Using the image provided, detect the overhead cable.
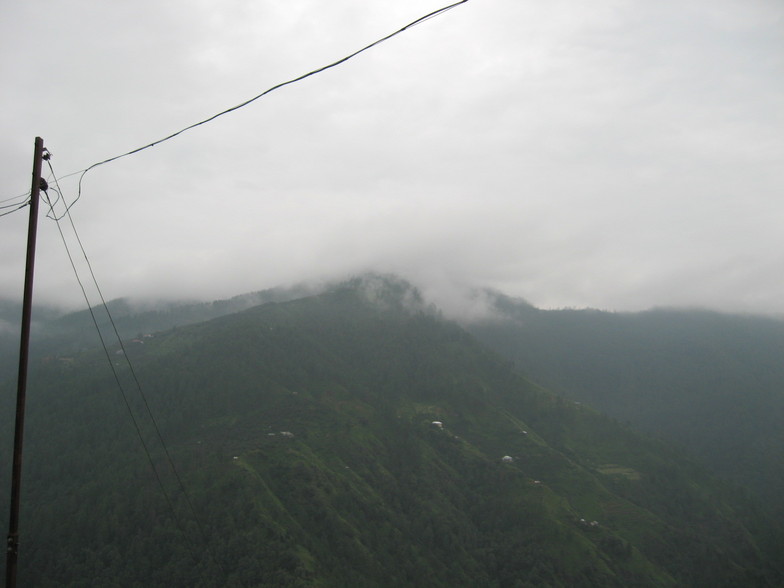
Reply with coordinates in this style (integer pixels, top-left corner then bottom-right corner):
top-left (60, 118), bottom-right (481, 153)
top-left (0, 193), bottom-right (31, 218)
top-left (43, 158), bottom-right (228, 577)
top-left (0, 202), bottom-right (29, 219)
top-left (43, 0), bottom-right (469, 218)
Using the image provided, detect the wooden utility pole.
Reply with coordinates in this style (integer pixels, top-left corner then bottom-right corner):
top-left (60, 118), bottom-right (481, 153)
top-left (5, 136), bottom-right (45, 588)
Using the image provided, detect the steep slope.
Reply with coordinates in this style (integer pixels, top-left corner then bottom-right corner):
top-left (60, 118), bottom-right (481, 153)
top-left (468, 296), bottom-right (784, 512)
top-left (1, 279), bottom-right (782, 586)
top-left (0, 283), bottom-right (322, 385)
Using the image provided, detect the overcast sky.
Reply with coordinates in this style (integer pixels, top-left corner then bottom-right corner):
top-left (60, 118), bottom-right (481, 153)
top-left (2, 0), bottom-right (783, 316)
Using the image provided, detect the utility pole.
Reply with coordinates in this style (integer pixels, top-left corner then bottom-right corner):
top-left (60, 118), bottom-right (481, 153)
top-left (5, 136), bottom-right (45, 588)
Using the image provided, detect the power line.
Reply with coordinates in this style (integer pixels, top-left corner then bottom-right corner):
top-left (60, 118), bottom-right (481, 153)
top-left (40, 187), bottom-right (198, 557)
top-left (0, 192), bottom-right (30, 205)
top-left (0, 202), bottom-right (29, 219)
top-left (43, 160), bottom-right (228, 577)
top-left (38, 0), bottom-right (470, 218)
top-left (0, 194), bottom-right (31, 217)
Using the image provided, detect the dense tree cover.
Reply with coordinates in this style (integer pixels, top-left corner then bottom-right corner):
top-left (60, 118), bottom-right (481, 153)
top-left (1, 278), bottom-right (783, 586)
top-left (468, 296), bottom-right (784, 513)
top-left (0, 284), bottom-right (319, 385)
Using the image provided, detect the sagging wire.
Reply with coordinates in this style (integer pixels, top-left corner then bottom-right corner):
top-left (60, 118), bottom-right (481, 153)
top-left (0, 202), bottom-right (29, 219)
top-left (0, 190), bottom-right (33, 218)
top-left (43, 155), bottom-right (228, 577)
top-left (0, 198), bottom-right (29, 209)
top-left (36, 0), bottom-right (470, 219)
top-left (0, 191), bottom-right (31, 206)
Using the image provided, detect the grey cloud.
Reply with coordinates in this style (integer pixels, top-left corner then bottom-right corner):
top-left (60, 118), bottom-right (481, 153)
top-left (1, 0), bottom-right (783, 315)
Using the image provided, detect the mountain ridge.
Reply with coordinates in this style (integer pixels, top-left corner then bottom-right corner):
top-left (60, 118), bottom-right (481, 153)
top-left (467, 293), bottom-right (784, 512)
top-left (2, 278), bottom-right (782, 586)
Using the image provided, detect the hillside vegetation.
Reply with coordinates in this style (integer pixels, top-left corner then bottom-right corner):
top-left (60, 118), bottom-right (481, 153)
top-left (1, 278), bottom-right (782, 586)
top-left (469, 295), bottom-right (784, 513)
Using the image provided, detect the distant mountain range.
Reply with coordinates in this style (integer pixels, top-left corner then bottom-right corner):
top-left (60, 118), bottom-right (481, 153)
top-left (466, 293), bottom-right (784, 513)
top-left (1, 274), bottom-right (783, 586)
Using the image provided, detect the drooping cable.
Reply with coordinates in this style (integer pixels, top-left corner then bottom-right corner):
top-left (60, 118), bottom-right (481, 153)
top-left (40, 188), bottom-right (198, 555)
top-left (0, 202), bottom-right (29, 218)
top-left (1, 199), bottom-right (29, 210)
top-left (44, 160), bottom-right (228, 577)
top-left (0, 192), bottom-right (31, 205)
top-left (36, 0), bottom-right (469, 218)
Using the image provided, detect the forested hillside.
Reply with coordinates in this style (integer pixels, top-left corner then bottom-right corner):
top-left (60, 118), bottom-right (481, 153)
top-left (468, 295), bottom-right (784, 514)
top-left (0, 284), bottom-right (318, 384)
top-left (1, 277), bottom-right (782, 586)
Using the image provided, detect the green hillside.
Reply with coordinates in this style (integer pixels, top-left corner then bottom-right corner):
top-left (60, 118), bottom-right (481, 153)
top-left (0, 285), bottom-right (318, 385)
top-left (468, 295), bottom-right (784, 513)
top-left (1, 278), bottom-right (782, 586)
